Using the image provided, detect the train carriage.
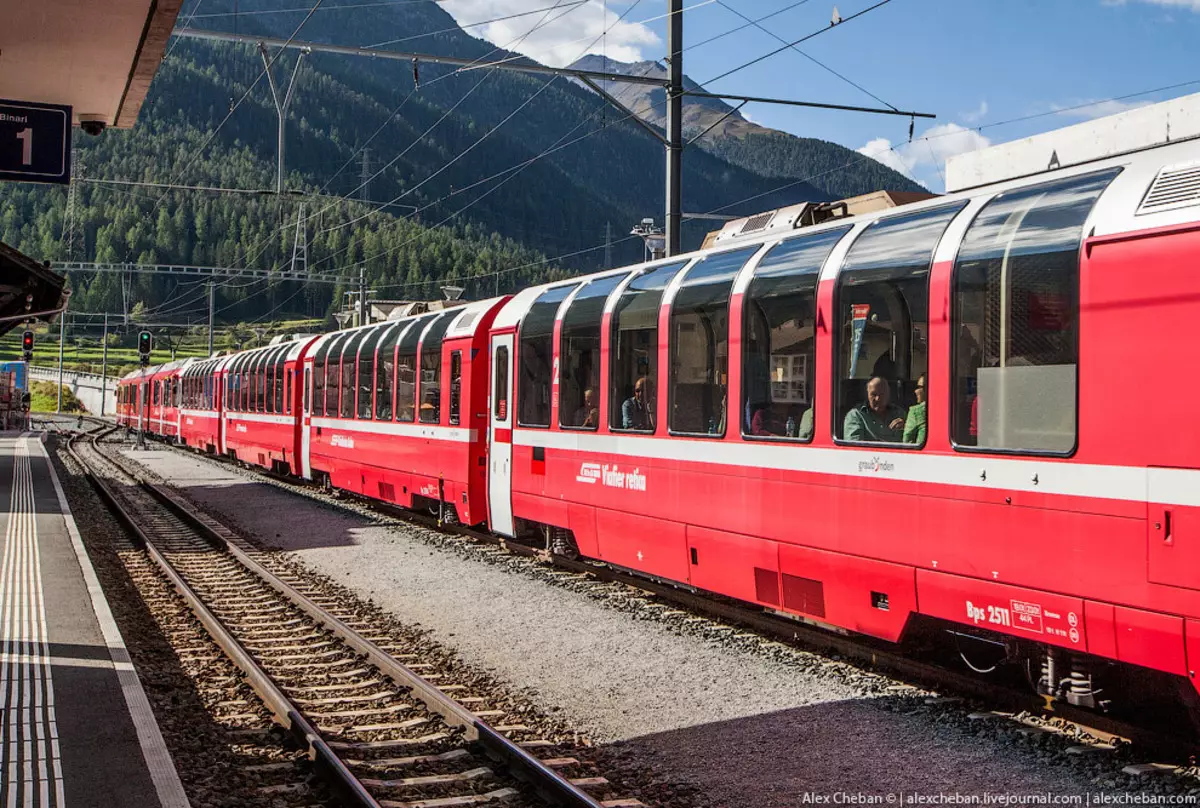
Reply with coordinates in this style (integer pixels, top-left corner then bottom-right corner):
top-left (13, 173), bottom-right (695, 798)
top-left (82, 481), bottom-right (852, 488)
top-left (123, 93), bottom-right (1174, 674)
top-left (179, 355), bottom-right (225, 453)
top-left (147, 360), bottom-right (188, 439)
top-left (222, 337), bottom-right (316, 474)
top-left (300, 299), bottom-right (504, 526)
top-left (482, 124), bottom-right (1200, 702)
top-left (115, 369), bottom-right (144, 429)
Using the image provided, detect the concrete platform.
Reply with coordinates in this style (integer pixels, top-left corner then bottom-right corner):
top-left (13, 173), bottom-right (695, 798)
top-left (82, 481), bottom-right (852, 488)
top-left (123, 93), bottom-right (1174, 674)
top-left (0, 434), bottom-right (189, 807)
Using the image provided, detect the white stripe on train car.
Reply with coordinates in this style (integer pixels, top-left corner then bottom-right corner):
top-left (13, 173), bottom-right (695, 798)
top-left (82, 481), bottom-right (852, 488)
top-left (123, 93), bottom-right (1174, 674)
top-left (512, 429), bottom-right (1200, 509)
top-left (310, 417), bottom-right (476, 443)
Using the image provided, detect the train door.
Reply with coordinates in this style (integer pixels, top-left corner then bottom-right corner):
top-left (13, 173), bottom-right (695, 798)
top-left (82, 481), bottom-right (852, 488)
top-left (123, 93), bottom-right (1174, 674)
top-left (217, 375), bottom-right (227, 454)
top-left (488, 333), bottom-right (514, 536)
top-left (301, 366), bottom-right (313, 479)
top-left (1147, 469), bottom-right (1200, 591)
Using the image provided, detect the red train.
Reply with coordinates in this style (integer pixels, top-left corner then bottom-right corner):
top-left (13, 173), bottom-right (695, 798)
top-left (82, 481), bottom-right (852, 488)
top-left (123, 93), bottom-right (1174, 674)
top-left (118, 107), bottom-right (1200, 715)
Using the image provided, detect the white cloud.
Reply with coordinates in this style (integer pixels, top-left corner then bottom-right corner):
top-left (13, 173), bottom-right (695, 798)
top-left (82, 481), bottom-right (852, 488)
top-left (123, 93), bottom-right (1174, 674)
top-left (439, 0), bottom-right (660, 67)
top-left (1119, 0), bottom-right (1200, 9)
top-left (961, 100), bottom-right (988, 124)
top-left (857, 123), bottom-right (991, 191)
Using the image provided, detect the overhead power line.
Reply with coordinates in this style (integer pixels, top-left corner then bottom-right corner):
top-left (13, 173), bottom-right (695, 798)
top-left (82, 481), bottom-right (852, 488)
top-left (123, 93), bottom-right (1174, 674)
top-left (713, 0), bottom-right (896, 111)
top-left (156, 0), bottom-right (327, 207)
top-left (702, 0), bottom-right (893, 87)
top-left (175, 29), bottom-right (668, 86)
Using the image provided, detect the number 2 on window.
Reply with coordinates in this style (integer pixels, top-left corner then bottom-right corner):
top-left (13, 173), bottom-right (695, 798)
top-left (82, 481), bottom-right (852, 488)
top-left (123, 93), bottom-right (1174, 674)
top-left (15, 128), bottom-right (32, 165)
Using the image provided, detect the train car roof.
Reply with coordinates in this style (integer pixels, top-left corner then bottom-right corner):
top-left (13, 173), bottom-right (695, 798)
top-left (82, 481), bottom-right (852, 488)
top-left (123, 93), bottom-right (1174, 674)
top-left (493, 130), bottom-right (1200, 330)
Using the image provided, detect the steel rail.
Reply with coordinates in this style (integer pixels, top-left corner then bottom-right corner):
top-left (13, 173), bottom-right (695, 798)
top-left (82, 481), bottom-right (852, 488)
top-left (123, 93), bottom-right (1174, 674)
top-left (77, 429), bottom-right (608, 808)
top-left (144, 480), bottom-right (608, 808)
top-left (67, 432), bottom-right (383, 808)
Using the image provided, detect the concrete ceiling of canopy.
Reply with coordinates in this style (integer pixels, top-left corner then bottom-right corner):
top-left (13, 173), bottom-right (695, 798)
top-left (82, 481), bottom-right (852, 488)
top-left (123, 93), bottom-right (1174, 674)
top-left (0, 0), bottom-right (184, 129)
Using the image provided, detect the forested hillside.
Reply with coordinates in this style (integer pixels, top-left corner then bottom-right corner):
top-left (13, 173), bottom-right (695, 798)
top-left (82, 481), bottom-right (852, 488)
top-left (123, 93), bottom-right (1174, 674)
top-left (0, 0), bottom-right (921, 323)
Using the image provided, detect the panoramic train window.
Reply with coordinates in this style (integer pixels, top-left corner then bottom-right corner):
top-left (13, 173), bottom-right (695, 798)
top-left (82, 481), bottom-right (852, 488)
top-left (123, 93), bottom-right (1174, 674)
top-left (374, 323), bottom-right (402, 421)
top-left (494, 346), bottom-right (509, 419)
top-left (419, 311), bottom-right (457, 425)
top-left (285, 369), bottom-right (293, 414)
top-left (669, 246), bottom-right (760, 436)
top-left (519, 283), bottom-right (579, 428)
top-left (743, 227), bottom-right (850, 442)
top-left (255, 351), bottom-right (269, 412)
top-left (245, 354), bottom-right (256, 412)
top-left (262, 352), bottom-right (273, 412)
top-left (449, 351), bottom-right (462, 426)
top-left (397, 316), bottom-right (432, 423)
top-left (274, 348), bottom-right (287, 414)
top-left (324, 333), bottom-right (349, 417)
top-left (229, 355), bottom-right (244, 412)
top-left (609, 260), bottom-right (688, 433)
top-left (952, 169), bottom-right (1119, 454)
top-left (312, 336), bottom-right (335, 415)
top-left (560, 272), bottom-right (629, 430)
top-left (835, 203), bottom-right (966, 446)
top-left (357, 325), bottom-right (386, 420)
top-left (341, 330), bottom-right (369, 419)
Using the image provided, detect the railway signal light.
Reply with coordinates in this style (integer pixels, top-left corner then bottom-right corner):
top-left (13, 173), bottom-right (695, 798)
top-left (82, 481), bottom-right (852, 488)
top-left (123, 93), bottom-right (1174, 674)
top-left (21, 330), bottom-right (33, 362)
top-left (138, 330), bottom-right (152, 366)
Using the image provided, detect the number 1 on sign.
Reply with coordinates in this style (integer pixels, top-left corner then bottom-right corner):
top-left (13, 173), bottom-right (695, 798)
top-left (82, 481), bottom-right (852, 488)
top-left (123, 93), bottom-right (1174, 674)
top-left (16, 128), bottom-right (32, 165)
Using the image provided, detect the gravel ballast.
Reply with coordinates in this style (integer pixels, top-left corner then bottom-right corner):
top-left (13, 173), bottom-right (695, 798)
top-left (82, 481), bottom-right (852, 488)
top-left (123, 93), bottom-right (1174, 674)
top-left (122, 443), bottom-right (1200, 806)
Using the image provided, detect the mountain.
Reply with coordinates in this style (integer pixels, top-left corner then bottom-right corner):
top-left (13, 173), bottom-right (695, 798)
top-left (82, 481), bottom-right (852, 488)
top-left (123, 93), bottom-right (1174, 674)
top-left (0, 0), bottom-right (911, 324)
top-left (568, 55), bottom-right (927, 198)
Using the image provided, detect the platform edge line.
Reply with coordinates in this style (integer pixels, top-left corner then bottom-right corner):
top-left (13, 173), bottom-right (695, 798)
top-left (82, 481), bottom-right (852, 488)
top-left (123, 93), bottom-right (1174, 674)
top-left (37, 437), bottom-right (193, 808)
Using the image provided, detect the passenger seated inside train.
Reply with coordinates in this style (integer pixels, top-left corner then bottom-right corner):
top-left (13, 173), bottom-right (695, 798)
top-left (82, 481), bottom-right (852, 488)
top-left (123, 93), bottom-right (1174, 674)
top-left (421, 389), bottom-right (440, 421)
top-left (904, 374), bottom-right (927, 444)
top-left (843, 376), bottom-right (907, 442)
top-left (621, 377), bottom-right (654, 430)
top-left (573, 388), bottom-right (598, 428)
top-left (748, 403), bottom-right (812, 440)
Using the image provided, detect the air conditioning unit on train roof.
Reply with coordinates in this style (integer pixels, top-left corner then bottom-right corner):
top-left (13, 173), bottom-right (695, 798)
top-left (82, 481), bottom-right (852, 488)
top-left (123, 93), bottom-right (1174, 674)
top-left (703, 190), bottom-right (938, 248)
top-left (945, 90), bottom-right (1200, 192)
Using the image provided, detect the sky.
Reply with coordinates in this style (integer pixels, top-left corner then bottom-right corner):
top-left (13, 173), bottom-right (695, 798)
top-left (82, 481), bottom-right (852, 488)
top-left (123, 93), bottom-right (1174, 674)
top-left (435, 0), bottom-right (1200, 191)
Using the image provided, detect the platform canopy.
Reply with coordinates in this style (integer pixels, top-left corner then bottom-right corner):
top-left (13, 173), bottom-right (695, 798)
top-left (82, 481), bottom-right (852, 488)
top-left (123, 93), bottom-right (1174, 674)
top-left (0, 0), bottom-right (184, 129)
top-left (0, 242), bottom-right (67, 334)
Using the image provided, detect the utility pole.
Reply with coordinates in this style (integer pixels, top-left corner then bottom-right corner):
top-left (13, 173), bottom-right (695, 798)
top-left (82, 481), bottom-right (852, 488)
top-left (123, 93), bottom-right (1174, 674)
top-left (207, 281), bottom-right (215, 355)
top-left (358, 266), bottom-right (368, 327)
top-left (56, 301), bottom-right (67, 413)
top-left (64, 148), bottom-right (84, 261)
top-left (291, 203), bottom-right (309, 274)
top-left (604, 221), bottom-right (612, 268)
top-left (100, 313), bottom-right (109, 417)
top-left (359, 148), bottom-right (372, 202)
top-left (259, 44), bottom-right (309, 194)
top-left (665, 0), bottom-right (683, 257)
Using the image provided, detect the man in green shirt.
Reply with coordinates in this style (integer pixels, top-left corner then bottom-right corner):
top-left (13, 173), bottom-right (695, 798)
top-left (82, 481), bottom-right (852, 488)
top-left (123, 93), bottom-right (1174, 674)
top-left (843, 376), bottom-right (907, 442)
top-left (904, 374), bottom-right (927, 444)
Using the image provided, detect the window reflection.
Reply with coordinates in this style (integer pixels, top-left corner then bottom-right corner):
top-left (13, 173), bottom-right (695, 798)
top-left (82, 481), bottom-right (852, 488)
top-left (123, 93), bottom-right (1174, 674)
top-left (835, 203), bottom-right (967, 445)
top-left (952, 169), bottom-right (1119, 453)
top-left (743, 227), bottom-right (849, 441)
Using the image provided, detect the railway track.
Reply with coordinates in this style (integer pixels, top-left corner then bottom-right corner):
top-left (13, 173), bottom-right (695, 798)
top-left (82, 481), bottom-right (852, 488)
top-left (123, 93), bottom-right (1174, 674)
top-left (70, 427), bottom-right (642, 808)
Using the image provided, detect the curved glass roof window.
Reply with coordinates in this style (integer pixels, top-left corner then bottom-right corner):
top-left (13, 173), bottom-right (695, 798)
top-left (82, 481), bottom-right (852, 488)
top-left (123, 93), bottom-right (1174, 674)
top-left (418, 311), bottom-right (458, 425)
top-left (518, 283), bottom-right (579, 428)
top-left (834, 202), bottom-right (967, 446)
top-left (743, 227), bottom-right (851, 442)
top-left (559, 272), bottom-right (629, 430)
top-left (952, 168), bottom-right (1119, 454)
top-left (609, 260), bottom-right (690, 433)
top-left (668, 246), bottom-right (760, 436)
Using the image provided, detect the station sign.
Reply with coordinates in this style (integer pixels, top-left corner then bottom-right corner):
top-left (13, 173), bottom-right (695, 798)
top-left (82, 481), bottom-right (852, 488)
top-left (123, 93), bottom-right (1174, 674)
top-left (0, 99), bottom-right (71, 185)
